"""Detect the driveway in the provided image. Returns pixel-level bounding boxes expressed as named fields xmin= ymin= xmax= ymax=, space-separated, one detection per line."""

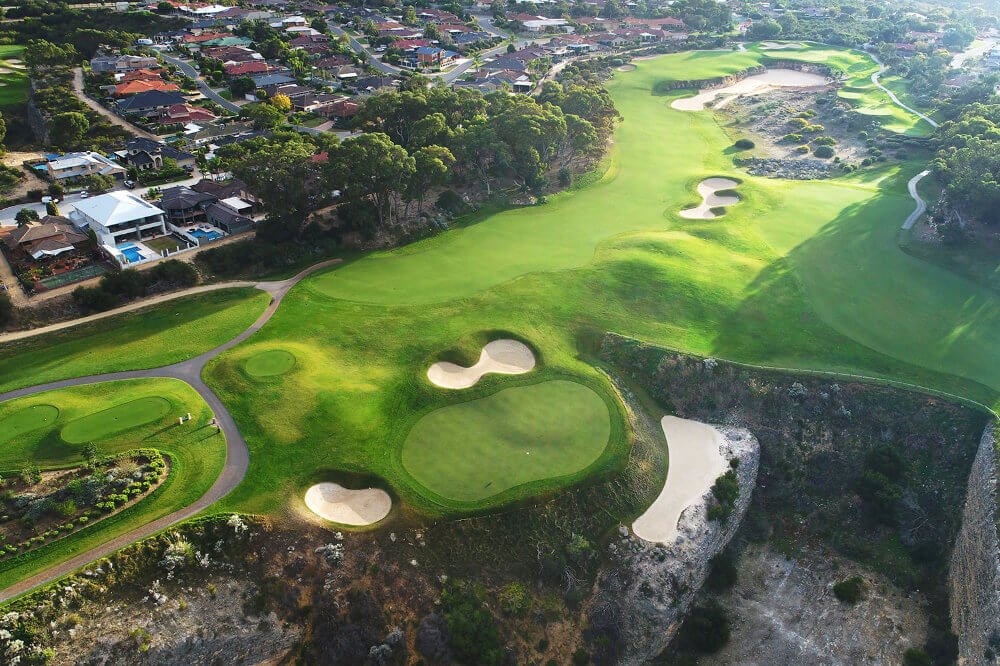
xmin=0 ymin=258 xmax=342 ymax=602
xmin=154 ymin=50 xmax=242 ymax=114
xmin=72 ymin=68 xmax=159 ymax=141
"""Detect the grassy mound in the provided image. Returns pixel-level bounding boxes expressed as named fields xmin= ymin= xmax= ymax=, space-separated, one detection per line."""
xmin=401 ymin=380 xmax=611 ymax=504
xmin=244 ymin=349 xmax=296 ymax=378
xmin=61 ymin=396 xmax=171 ymax=444
xmin=0 ymin=405 xmax=59 ymax=444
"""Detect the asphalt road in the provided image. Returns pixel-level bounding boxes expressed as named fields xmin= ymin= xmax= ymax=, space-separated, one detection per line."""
xmin=155 ymin=49 xmax=242 ymax=114
xmin=329 ymin=26 xmax=401 ymax=74
xmin=0 ymin=258 xmax=342 ymax=603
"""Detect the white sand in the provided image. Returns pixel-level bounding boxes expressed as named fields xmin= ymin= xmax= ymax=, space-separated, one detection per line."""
xmin=759 ymin=41 xmax=804 ymax=50
xmin=304 ymin=482 xmax=392 ymax=526
xmin=427 ymin=339 xmax=536 ymax=389
xmin=679 ymin=177 xmax=740 ymax=219
xmin=632 ymin=416 xmax=729 ymax=544
xmin=670 ymin=69 xmax=829 ymax=111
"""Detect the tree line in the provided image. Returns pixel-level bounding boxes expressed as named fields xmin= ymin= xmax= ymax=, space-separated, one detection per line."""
xmin=215 ymin=80 xmax=620 ymax=243
xmin=932 ymin=100 xmax=1000 ymax=226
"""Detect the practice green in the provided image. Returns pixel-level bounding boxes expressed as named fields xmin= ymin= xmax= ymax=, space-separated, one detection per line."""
xmin=244 ymin=349 xmax=296 ymax=377
xmin=0 ymin=405 xmax=59 ymax=444
xmin=400 ymin=381 xmax=611 ymax=503
xmin=61 ymin=397 xmax=171 ymax=444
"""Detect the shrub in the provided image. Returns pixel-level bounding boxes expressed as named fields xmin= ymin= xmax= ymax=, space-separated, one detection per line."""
xmin=788 ymin=117 xmax=809 ymax=128
xmin=833 ymin=576 xmax=865 ymax=604
xmin=782 ymin=133 xmax=803 ymax=143
xmin=708 ymin=469 xmax=739 ymax=521
xmin=796 ymin=145 xmax=810 ymax=154
xmin=498 ymin=581 xmax=532 ymax=616
xmin=677 ymin=601 xmax=730 ymax=653
xmin=441 ymin=581 xmax=504 ymax=666
xmin=706 ymin=550 xmax=738 ymax=591
xmin=813 ymin=136 xmax=837 ymax=146
xmin=734 ymin=138 xmax=755 ymax=150
xmin=72 ymin=286 xmax=118 ymax=313
xmin=903 ymin=648 xmax=932 ymax=666
xmin=55 ymin=499 xmax=77 ymax=517
xmin=814 ymin=146 xmax=835 ymax=158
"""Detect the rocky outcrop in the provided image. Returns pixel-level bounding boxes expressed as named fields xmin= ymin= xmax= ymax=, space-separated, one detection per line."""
xmin=599 ymin=424 xmax=760 ymax=665
xmin=950 ymin=422 xmax=1000 ymax=665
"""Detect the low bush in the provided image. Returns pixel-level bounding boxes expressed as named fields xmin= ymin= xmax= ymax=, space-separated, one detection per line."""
xmin=813 ymin=136 xmax=837 ymax=146
xmin=814 ymin=145 xmax=835 ymax=158
xmin=498 ymin=581 xmax=532 ymax=616
xmin=796 ymin=145 xmax=810 ymax=154
xmin=833 ymin=576 xmax=866 ymax=604
xmin=734 ymin=138 xmax=755 ymax=150
xmin=677 ymin=600 xmax=730 ymax=653
xmin=782 ymin=133 xmax=803 ymax=143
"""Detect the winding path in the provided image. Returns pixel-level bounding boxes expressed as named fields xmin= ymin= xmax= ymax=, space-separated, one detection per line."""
xmin=868 ymin=54 xmax=939 ymax=130
xmin=903 ymin=170 xmax=931 ymax=230
xmin=71 ymin=68 xmax=160 ymax=141
xmin=0 ymin=259 xmax=340 ymax=602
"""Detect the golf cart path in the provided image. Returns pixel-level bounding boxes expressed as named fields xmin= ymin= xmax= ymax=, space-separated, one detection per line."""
xmin=868 ymin=54 xmax=939 ymax=130
xmin=0 ymin=259 xmax=341 ymax=602
xmin=903 ymin=170 xmax=931 ymax=230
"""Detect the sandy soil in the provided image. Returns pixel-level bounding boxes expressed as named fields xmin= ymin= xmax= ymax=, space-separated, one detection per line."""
xmin=617 ymin=64 xmax=637 ymax=72
xmin=679 ymin=178 xmax=740 ymax=219
xmin=632 ymin=416 xmax=729 ymax=544
xmin=304 ymin=482 xmax=391 ymax=526
xmin=426 ymin=339 xmax=536 ymax=389
xmin=759 ymin=41 xmax=804 ymax=50
xmin=671 ymin=69 xmax=830 ymax=112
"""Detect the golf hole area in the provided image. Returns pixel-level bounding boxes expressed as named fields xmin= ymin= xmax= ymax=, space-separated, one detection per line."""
xmin=245 ymin=349 xmax=297 ymax=378
xmin=61 ymin=396 xmax=171 ymax=444
xmin=0 ymin=404 xmax=60 ymax=444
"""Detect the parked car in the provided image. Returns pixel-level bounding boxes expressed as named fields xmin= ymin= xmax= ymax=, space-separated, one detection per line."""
xmin=124 ymin=180 xmax=136 ymax=189
xmin=40 ymin=196 xmax=59 ymax=204
xmin=79 ymin=190 xmax=89 ymax=199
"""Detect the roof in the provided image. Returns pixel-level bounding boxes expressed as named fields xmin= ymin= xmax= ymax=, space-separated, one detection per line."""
xmin=8 ymin=221 xmax=86 ymax=245
xmin=114 ymin=80 xmax=181 ymax=96
xmin=72 ymin=191 xmax=166 ymax=226
xmin=125 ymin=138 xmax=195 ymax=161
xmin=117 ymin=90 xmax=187 ymax=111
xmin=206 ymin=201 xmax=252 ymax=226
xmin=160 ymin=185 xmax=218 ymax=209
xmin=251 ymin=73 xmax=296 ymax=87
xmin=47 ymin=151 xmax=123 ymax=175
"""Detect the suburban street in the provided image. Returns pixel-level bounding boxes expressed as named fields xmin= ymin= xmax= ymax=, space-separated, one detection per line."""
xmin=155 ymin=49 xmax=242 ymax=114
xmin=328 ymin=25 xmax=401 ymax=74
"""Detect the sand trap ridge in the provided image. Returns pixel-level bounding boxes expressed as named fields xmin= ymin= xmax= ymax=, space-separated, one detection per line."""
xmin=427 ymin=339 xmax=536 ymax=389
xmin=759 ymin=41 xmax=804 ymax=50
xmin=304 ymin=482 xmax=391 ymax=526
xmin=679 ymin=178 xmax=740 ymax=219
xmin=632 ymin=416 xmax=728 ymax=544
xmin=671 ymin=69 xmax=829 ymax=111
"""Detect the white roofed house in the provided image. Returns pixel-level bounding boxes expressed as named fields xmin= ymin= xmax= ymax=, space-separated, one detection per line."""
xmin=70 ymin=191 xmax=168 ymax=250
xmin=46 ymin=152 xmax=126 ymax=182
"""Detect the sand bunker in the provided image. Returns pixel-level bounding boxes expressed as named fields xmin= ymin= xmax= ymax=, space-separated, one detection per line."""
xmin=679 ymin=178 xmax=740 ymax=219
xmin=617 ymin=63 xmax=637 ymax=72
xmin=304 ymin=482 xmax=391 ymax=526
xmin=632 ymin=416 xmax=729 ymax=544
xmin=427 ymin=339 xmax=536 ymax=389
xmin=759 ymin=41 xmax=804 ymax=50
xmin=671 ymin=69 xmax=829 ymax=111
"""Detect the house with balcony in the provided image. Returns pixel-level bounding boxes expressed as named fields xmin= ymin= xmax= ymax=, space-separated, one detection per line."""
xmin=69 ymin=191 xmax=168 ymax=247
xmin=46 ymin=152 xmax=126 ymax=182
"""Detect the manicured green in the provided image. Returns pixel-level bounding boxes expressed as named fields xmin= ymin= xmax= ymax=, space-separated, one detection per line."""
xmin=60 ymin=396 xmax=171 ymax=444
xmin=401 ymin=380 xmax=611 ymax=504
xmin=0 ymin=405 xmax=59 ymax=444
xmin=203 ymin=46 xmax=997 ymax=523
xmin=0 ymin=288 xmax=269 ymax=394
xmin=0 ymin=45 xmax=28 ymax=106
xmin=244 ymin=349 xmax=296 ymax=377
xmin=0 ymin=379 xmax=225 ymax=589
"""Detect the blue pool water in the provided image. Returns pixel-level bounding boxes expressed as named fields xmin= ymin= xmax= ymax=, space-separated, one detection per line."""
xmin=119 ymin=245 xmax=143 ymax=263
xmin=189 ymin=229 xmax=223 ymax=242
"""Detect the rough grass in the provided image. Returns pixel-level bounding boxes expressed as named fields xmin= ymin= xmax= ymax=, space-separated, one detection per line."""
xmin=400 ymin=380 xmax=611 ymax=505
xmin=0 ymin=288 xmax=269 ymax=394
xmin=0 ymin=378 xmax=225 ymax=589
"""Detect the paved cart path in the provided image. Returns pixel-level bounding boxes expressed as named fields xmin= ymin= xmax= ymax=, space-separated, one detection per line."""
xmin=0 ymin=259 xmax=340 ymax=602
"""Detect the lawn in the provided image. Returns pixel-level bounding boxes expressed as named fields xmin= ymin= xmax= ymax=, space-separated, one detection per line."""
xmin=0 ymin=45 xmax=28 ymax=107
xmin=0 ymin=288 xmax=269 ymax=394
xmin=144 ymin=235 xmax=189 ymax=255
xmin=400 ymin=380 xmax=611 ymax=505
xmin=202 ymin=46 xmax=998 ymax=523
xmin=0 ymin=378 xmax=226 ymax=589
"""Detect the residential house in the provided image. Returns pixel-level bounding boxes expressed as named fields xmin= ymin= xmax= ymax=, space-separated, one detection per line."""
xmin=90 ymin=53 xmax=160 ymax=74
xmin=160 ymin=103 xmax=218 ymax=124
xmin=46 ymin=152 xmax=126 ymax=182
xmin=5 ymin=218 xmax=89 ymax=260
xmin=113 ymin=79 xmax=181 ymax=97
xmin=70 ymin=191 xmax=168 ymax=247
xmin=116 ymin=90 xmax=188 ymax=116
xmin=225 ymin=61 xmax=271 ymax=76
xmin=121 ymin=138 xmax=197 ymax=171
xmin=159 ymin=185 xmax=218 ymax=225
xmin=251 ymin=73 xmax=297 ymax=88
xmin=117 ymin=68 xmax=168 ymax=83
xmin=412 ymin=46 xmax=459 ymax=68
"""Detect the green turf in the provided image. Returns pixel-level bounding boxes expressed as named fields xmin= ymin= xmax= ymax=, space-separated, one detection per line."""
xmin=244 ymin=349 xmax=296 ymax=377
xmin=60 ymin=396 xmax=171 ymax=444
xmin=0 ymin=45 xmax=27 ymax=107
xmin=0 ymin=405 xmax=59 ymax=444
xmin=0 ymin=378 xmax=225 ymax=589
xmin=401 ymin=380 xmax=611 ymax=504
xmin=0 ymin=288 xmax=269 ymax=394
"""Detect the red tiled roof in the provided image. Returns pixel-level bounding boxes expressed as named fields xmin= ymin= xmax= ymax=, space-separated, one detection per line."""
xmin=114 ymin=79 xmax=182 ymax=96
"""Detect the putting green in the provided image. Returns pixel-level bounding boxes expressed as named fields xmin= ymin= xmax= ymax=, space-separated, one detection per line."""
xmin=244 ymin=349 xmax=296 ymax=377
xmin=0 ymin=405 xmax=59 ymax=444
xmin=61 ymin=396 xmax=171 ymax=444
xmin=400 ymin=380 xmax=611 ymax=503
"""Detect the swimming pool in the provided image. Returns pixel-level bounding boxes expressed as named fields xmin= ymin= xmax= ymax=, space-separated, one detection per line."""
xmin=118 ymin=244 xmax=144 ymax=263
xmin=189 ymin=229 xmax=224 ymax=242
